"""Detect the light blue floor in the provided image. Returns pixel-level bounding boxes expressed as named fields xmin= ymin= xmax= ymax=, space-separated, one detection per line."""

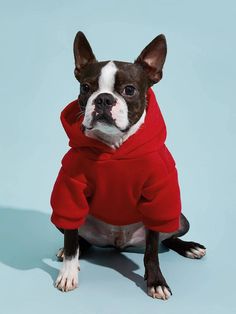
xmin=0 ymin=207 xmax=235 ymax=313
xmin=0 ymin=1 xmax=236 ymax=313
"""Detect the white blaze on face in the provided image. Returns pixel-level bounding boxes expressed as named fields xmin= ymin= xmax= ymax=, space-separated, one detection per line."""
xmin=83 ymin=61 xmax=129 ymax=133
xmin=99 ymin=61 xmax=117 ymax=92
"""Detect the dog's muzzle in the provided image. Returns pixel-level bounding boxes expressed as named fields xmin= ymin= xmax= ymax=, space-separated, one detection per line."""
xmin=91 ymin=93 xmax=116 ymax=126
xmin=81 ymin=92 xmax=130 ymax=133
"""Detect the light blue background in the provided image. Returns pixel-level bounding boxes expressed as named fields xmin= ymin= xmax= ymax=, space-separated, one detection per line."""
xmin=0 ymin=0 xmax=235 ymax=313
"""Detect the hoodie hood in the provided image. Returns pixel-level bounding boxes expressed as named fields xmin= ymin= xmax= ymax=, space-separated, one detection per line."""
xmin=60 ymin=88 xmax=167 ymax=160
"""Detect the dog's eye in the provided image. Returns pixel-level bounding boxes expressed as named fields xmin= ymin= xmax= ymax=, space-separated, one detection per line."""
xmin=80 ymin=83 xmax=90 ymax=94
xmin=122 ymin=85 xmax=136 ymax=96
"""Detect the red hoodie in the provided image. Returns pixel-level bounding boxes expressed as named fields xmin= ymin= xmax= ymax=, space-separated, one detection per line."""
xmin=50 ymin=88 xmax=181 ymax=232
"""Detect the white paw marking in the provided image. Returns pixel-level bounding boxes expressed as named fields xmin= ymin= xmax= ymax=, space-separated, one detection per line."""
xmin=55 ymin=250 xmax=80 ymax=292
xmin=186 ymin=246 xmax=206 ymax=259
xmin=147 ymin=286 xmax=171 ymax=300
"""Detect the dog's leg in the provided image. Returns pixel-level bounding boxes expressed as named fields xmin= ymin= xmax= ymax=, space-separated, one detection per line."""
xmin=144 ymin=229 xmax=172 ymax=300
xmin=56 ymin=227 xmax=92 ymax=261
xmin=55 ymin=229 xmax=80 ymax=292
xmin=162 ymin=214 xmax=206 ymax=259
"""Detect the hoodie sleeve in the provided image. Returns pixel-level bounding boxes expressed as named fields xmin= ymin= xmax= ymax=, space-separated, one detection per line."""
xmin=50 ymin=167 xmax=90 ymax=230
xmin=137 ymin=168 xmax=181 ymax=233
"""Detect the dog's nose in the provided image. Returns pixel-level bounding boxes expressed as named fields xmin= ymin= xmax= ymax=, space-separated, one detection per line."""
xmin=94 ymin=93 xmax=116 ymax=112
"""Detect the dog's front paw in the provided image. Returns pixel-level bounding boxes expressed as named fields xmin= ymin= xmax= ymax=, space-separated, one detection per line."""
xmin=145 ymin=268 xmax=172 ymax=300
xmin=55 ymin=259 xmax=80 ymax=292
xmin=147 ymin=285 xmax=172 ymax=300
xmin=55 ymin=269 xmax=79 ymax=292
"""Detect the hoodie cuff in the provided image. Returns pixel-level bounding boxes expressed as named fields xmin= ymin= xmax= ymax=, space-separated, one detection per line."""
xmin=143 ymin=217 xmax=180 ymax=233
xmin=50 ymin=214 xmax=86 ymax=230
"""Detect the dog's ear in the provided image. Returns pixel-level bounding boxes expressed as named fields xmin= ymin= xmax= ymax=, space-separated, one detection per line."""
xmin=135 ymin=34 xmax=167 ymax=85
xmin=73 ymin=31 xmax=97 ymax=80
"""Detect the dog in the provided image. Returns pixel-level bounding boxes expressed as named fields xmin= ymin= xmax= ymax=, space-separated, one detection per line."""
xmin=50 ymin=31 xmax=206 ymax=300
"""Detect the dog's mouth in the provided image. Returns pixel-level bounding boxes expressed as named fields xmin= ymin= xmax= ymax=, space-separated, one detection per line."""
xmin=94 ymin=113 xmax=114 ymax=125
xmin=81 ymin=111 xmax=131 ymax=133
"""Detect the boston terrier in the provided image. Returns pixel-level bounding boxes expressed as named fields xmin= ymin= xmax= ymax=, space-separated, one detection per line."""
xmin=50 ymin=31 xmax=206 ymax=300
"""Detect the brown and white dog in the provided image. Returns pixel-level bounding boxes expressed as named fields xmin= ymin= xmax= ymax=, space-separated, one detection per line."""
xmin=53 ymin=32 xmax=206 ymax=300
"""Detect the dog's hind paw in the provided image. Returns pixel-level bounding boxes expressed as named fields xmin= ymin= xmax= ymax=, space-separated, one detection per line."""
xmin=56 ymin=248 xmax=64 ymax=261
xmin=162 ymin=238 xmax=206 ymax=259
xmin=185 ymin=244 xmax=206 ymax=259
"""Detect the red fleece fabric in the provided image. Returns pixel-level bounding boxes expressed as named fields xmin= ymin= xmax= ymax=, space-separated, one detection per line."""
xmin=50 ymin=88 xmax=182 ymax=232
